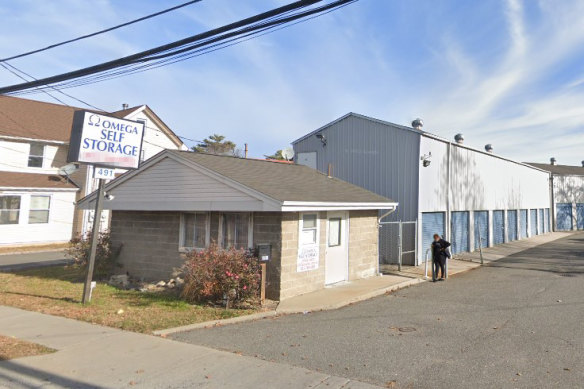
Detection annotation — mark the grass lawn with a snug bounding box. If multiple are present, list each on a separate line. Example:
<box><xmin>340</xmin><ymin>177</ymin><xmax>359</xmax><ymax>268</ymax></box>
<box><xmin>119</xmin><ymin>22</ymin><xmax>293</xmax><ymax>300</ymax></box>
<box><xmin>0</xmin><ymin>266</ymin><xmax>257</xmax><ymax>334</ymax></box>
<box><xmin>0</xmin><ymin>335</ymin><xmax>55</xmax><ymax>360</ymax></box>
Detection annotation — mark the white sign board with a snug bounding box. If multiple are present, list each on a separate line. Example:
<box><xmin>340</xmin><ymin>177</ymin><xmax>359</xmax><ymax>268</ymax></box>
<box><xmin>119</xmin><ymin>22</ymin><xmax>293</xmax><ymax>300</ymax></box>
<box><xmin>297</xmin><ymin>244</ymin><xmax>319</xmax><ymax>272</ymax></box>
<box><xmin>68</xmin><ymin>111</ymin><xmax>145</xmax><ymax>169</ymax></box>
<box><xmin>94</xmin><ymin>167</ymin><xmax>115</xmax><ymax>180</ymax></box>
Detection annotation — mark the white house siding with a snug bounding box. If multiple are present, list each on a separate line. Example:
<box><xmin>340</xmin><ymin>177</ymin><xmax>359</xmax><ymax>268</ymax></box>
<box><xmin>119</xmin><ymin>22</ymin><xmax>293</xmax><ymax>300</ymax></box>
<box><xmin>0</xmin><ymin>190</ymin><xmax>77</xmax><ymax>246</ymax></box>
<box><xmin>82</xmin><ymin>156</ymin><xmax>264</xmax><ymax>212</ymax></box>
<box><xmin>0</xmin><ymin>139</ymin><xmax>68</xmax><ymax>174</ymax></box>
<box><xmin>418</xmin><ymin>136</ymin><xmax>551</xmax><ymax>261</ymax></box>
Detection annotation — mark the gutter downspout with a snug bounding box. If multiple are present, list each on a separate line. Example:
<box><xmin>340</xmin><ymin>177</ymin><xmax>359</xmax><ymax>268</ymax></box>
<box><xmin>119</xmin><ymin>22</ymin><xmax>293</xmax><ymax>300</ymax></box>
<box><xmin>446</xmin><ymin>142</ymin><xmax>452</xmax><ymax>241</ymax></box>
<box><xmin>377</xmin><ymin>207</ymin><xmax>397</xmax><ymax>276</ymax></box>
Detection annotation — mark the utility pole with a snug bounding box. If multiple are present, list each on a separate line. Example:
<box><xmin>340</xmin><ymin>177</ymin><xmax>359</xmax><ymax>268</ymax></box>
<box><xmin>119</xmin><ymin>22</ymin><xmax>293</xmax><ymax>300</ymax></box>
<box><xmin>82</xmin><ymin>178</ymin><xmax>105</xmax><ymax>304</ymax></box>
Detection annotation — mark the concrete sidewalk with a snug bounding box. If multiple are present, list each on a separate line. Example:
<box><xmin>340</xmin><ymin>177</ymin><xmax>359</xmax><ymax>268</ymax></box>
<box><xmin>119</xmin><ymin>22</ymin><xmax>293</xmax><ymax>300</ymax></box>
<box><xmin>0</xmin><ymin>306</ymin><xmax>378</xmax><ymax>389</ymax></box>
<box><xmin>278</xmin><ymin>232</ymin><xmax>574</xmax><ymax>316</ymax></box>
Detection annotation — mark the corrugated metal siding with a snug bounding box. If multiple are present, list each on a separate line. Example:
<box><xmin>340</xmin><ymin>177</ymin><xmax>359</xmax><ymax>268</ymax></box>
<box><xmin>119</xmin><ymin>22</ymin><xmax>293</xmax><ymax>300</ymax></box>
<box><xmin>474</xmin><ymin>211</ymin><xmax>488</xmax><ymax>249</ymax></box>
<box><xmin>577</xmin><ymin>204</ymin><xmax>584</xmax><ymax>230</ymax></box>
<box><xmin>421</xmin><ymin>212</ymin><xmax>444</xmax><ymax>255</ymax></box>
<box><xmin>530</xmin><ymin>209</ymin><xmax>537</xmax><ymax>236</ymax></box>
<box><xmin>507</xmin><ymin>210</ymin><xmax>518</xmax><ymax>241</ymax></box>
<box><xmin>556</xmin><ymin>203</ymin><xmax>573</xmax><ymax>231</ymax></box>
<box><xmin>539</xmin><ymin>209</ymin><xmax>545</xmax><ymax>234</ymax></box>
<box><xmin>520</xmin><ymin>209</ymin><xmax>528</xmax><ymax>239</ymax></box>
<box><xmin>493</xmin><ymin>210</ymin><xmax>505</xmax><ymax>245</ymax></box>
<box><xmin>451</xmin><ymin>211</ymin><xmax>469</xmax><ymax>254</ymax></box>
<box><xmin>293</xmin><ymin>115</ymin><xmax>420</xmax><ymax>222</ymax></box>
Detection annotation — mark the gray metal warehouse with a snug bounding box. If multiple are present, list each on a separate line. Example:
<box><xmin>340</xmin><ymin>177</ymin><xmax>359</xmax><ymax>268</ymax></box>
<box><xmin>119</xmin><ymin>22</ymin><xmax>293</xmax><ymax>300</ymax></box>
<box><xmin>292</xmin><ymin>113</ymin><xmax>552</xmax><ymax>266</ymax></box>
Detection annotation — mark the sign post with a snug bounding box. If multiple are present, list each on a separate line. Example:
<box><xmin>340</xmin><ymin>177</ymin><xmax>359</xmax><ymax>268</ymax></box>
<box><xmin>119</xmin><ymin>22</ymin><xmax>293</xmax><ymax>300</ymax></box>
<box><xmin>68</xmin><ymin>111</ymin><xmax>145</xmax><ymax>304</ymax></box>
<box><xmin>82</xmin><ymin>178</ymin><xmax>105</xmax><ymax>304</ymax></box>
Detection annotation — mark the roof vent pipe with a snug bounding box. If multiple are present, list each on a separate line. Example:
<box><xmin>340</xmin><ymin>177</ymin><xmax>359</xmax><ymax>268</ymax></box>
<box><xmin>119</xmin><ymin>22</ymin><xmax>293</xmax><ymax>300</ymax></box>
<box><xmin>122</xmin><ymin>103</ymin><xmax>129</xmax><ymax>110</ymax></box>
<box><xmin>454</xmin><ymin>133</ymin><xmax>464</xmax><ymax>144</ymax></box>
<box><xmin>412</xmin><ymin>118</ymin><xmax>423</xmax><ymax>130</ymax></box>
<box><xmin>550</xmin><ymin>157</ymin><xmax>556</xmax><ymax>165</ymax></box>
<box><xmin>485</xmin><ymin>144</ymin><xmax>493</xmax><ymax>153</ymax></box>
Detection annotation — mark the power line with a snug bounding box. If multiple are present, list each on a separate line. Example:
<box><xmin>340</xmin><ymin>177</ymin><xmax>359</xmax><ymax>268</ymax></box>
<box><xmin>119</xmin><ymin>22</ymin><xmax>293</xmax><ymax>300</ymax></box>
<box><xmin>0</xmin><ymin>63</ymin><xmax>69</xmax><ymax>106</ymax></box>
<box><xmin>0</xmin><ymin>0</ymin><xmax>203</xmax><ymax>63</ymax></box>
<box><xmin>0</xmin><ymin>0</ymin><xmax>356</xmax><ymax>94</ymax></box>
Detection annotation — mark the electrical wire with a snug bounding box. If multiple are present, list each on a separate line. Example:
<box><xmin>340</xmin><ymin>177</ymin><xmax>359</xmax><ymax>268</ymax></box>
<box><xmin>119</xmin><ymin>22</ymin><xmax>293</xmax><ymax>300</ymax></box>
<box><xmin>0</xmin><ymin>0</ymin><xmax>203</xmax><ymax>63</ymax></box>
<box><xmin>0</xmin><ymin>0</ymin><xmax>356</xmax><ymax>94</ymax></box>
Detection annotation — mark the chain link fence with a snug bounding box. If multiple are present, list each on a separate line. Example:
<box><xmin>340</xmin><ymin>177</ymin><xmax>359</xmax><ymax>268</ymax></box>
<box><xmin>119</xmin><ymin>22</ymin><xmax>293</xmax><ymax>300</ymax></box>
<box><xmin>379</xmin><ymin>220</ymin><xmax>417</xmax><ymax>267</ymax></box>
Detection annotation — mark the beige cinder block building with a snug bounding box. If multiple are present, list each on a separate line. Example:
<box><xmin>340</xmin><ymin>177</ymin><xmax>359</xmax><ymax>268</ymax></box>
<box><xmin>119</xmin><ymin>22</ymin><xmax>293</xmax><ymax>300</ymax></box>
<box><xmin>78</xmin><ymin>150</ymin><xmax>397</xmax><ymax>301</ymax></box>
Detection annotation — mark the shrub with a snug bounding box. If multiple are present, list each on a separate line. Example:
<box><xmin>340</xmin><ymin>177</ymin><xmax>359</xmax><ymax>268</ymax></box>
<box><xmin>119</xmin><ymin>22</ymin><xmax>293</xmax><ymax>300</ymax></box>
<box><xmin>181</xmin><ymin>244</ymin><xmax>260</xmax><ymax>307</ymax></box>
<box><xmin>66</xmin><ymin>231</ymin><xmax>115</xmax><ymax>279</ymax></box>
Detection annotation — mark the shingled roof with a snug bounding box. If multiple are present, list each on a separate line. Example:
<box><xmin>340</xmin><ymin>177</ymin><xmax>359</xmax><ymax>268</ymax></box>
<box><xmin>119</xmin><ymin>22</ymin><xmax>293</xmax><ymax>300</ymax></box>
<box><xmin>0</xmin><ymin>171</ymin><xmax>78</xmax><ymax>190</ymax></box>
<box><xmin>173</xmin><ymin>151</ymin><xmax>393</xmax><ymax>203</ymax></box>
<box><xmin>526</xmin><ymin>163</ymin><xmax>584</xmax><ymax>176</ymax></box>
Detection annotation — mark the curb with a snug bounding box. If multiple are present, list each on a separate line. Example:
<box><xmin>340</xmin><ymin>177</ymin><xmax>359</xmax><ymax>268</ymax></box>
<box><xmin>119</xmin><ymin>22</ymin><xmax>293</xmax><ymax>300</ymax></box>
<box><xmin>153</xmin><ymin>310</ymin><xmax>278</xmax><ymax>336</ymax></box>
<box><xmin>275</xmin><ymin>277</ymin><xmax>425</xmax><ymax>315</ymax></box>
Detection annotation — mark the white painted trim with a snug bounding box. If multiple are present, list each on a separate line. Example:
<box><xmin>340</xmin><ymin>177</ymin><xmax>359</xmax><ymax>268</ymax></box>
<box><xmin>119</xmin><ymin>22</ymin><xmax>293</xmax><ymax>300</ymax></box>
<box><xmin>0</xmin><ymin>187</ymin><xmax>78</xmax><ymax>192</ymax></box>
<box><xmin>282</xmin><ymin>202</ymin><xmax>397</xmax><ymax>212</ymax></box>
<box><xmin>0</xmin><ymin>134</ymin><xmax>69</xmax><ymax>145</ymax></box>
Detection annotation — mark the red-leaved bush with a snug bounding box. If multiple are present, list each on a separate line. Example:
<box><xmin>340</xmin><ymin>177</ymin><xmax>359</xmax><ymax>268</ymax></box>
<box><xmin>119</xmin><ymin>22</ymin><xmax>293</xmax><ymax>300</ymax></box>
<box><xmin>181</xmin><ymin>244</ymin><xmax>260</xmax><ymax>307</ymax></box>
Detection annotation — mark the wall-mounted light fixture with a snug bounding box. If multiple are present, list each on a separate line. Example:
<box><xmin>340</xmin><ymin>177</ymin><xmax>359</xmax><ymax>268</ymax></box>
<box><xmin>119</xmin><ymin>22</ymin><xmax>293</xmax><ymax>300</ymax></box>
<box><xmin>315</xmin><ymin>133</ymin><xmax>327</xmax><ymax>146</ymax></box>
<box><xmin>420</xmin><ymin>152</ymin><xmax>432</xmax><ymax>167</ymax></box>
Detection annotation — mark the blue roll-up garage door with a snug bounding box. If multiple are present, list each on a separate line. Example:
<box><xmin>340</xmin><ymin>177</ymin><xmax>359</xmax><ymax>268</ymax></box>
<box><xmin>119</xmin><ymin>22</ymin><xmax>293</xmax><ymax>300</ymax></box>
<box><xmin>539</xmin><ymin>209</ymin><xmax>545</xmax><ymax>234</ymax></box>
<box><xmin>577</xmin><ymin>204</ymin><xmax>584</xmax><ymax>230</ymax></box>
<box><xmin>421</xmin><ymin>212</ymin><xmax>445</xmax><ymax>262</ymax></box>
<box><xmin>530</xmin><ymin>209</ymin><xmax>537</xmax><ymax>236</ymax></box>
<box><xmin>493</xmin><ymin>210</ymin><xmax>505</xmax><ymax>245</ymax></box>
<box><xmin>451</xmin><ymin>211</ymin><xmax>469</xmax><ymax>254</ymax></box>
<box><xmin>545</xmin><ymin>208</ymin><xmax>551</xmax><ymax>232</ymax></box>
<box><xmin>556</xmin><ymin>204</ymin><xmax>573</xmax><ymax>231</ymax></box>
<box><xmin>474</xmin><ymin>211</ymin><xmax>488</xmax><ymax>249</ymax></box>
<box><xmin>520</xmin><ymin>209</ymin><xmax>528</xmax><ymax>239</ymax></box>
<box><xmin>507</xmin><ymin>210</ymin><xmax>518</xmax><ymax>241</ymax></box>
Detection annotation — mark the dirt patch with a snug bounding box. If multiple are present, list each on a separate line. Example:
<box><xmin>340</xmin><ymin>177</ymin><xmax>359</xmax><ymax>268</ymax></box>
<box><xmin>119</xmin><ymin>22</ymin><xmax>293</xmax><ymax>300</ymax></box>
<box><xmin>0</xmin><ymin>335</ymin><xmax>55</xmax><ymax>360</ymax></box>
<box><xmin>0</xmin><ymin>243</ymin><xmax>68</xmax><ymax>255</ymax></box>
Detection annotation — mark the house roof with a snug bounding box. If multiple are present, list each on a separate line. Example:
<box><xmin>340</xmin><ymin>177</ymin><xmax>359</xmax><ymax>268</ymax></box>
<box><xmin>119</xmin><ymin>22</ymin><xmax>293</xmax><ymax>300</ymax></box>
<box><xmin>77</xmin><ymin>150</ymin><xmax>397</xmax><ymax>212</ymax></box>
<box><xmin>173</xmin><ymin>151</ymin><xmax>393</xmax><ymax>204</ymax></box>
<box><xmin>0</xmin><ymin>171</ymin><xmax>78</xmax><ymax>190</ymax></box>
<box><xmin>0</xmin><ymin>96</ymin><xmax>184</xmax><ymax>148</ymax></box>
<box><xmin>526</xmin><ymin>163</ymin><xmax>584</xmax><ymax>176</ymax></box>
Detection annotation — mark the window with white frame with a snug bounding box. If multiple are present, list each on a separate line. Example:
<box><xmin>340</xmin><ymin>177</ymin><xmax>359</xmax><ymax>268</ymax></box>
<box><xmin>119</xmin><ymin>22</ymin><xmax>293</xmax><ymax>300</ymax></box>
<box><xmin>28</xmin><ymin>143</ymin><xmax>45</xmax><ymax>168</ymax></box>
<box><xmin>222</xmin><ymin>213</ymin><xmax>251</xmax><ymax>249</ymax></box>
<box><xmin>301</xmin><ymin>213</ymin><xmax>318</xmax><ymax>245</ymax></box>
<box><xmin>28</xmin><ymin>195</ymin><xmax>51</xmax><ymax>224</ymax></box>
<box><xmin>0</xmin><ymin>195</ymin><xmax>21</xmax><ymax>224</ymax></box>
<box><xmin>180</xmin><ymin>212</ymin><xmax>209</xmax><ymax>250</ymax></box>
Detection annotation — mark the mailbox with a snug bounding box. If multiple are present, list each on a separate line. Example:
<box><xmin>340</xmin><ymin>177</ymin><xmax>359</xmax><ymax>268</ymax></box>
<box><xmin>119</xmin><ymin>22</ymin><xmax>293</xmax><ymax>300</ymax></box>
<box><xmin>256</xmin><ymin>244</ymin><xmax>271</xmax><ymax>262</ymax></box>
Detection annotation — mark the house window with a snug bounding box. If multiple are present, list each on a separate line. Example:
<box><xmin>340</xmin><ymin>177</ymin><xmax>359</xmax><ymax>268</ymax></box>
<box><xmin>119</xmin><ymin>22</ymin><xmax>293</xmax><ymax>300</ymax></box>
<box><xmin>301</xmin><ymin>214</ymin><xmax>318</xmax><ymax>245</ymax></box>
<box><xmin>28</xmin><ymin>195</ymin><xmax>50</xmax><ymax>224</ymax></box>
<box><xmin>180</xmin><ymin>213</ymin><xmax>209</xmax><ymax>250</ymax></box>
<box><xmin>28</xmin><ymin>143</ymin><xmax>44</xmax><ymax>168</ymax></box>
<box><xmin>0</xmin><ymin>196</ymin><xmax>21</xmax><ymax>224</ymax></box>
<box><xmin>222</xmin><ymin>213</ymin><xmax>251</xmax><ymax>249</ymax></box>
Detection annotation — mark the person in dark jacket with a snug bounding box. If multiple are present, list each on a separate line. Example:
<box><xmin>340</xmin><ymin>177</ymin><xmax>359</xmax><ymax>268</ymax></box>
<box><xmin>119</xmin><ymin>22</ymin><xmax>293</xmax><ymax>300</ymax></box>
<box><xmin>431</xmin><ymin>234</ymin><xmax>451</xmax><ymax>281</ymax></box>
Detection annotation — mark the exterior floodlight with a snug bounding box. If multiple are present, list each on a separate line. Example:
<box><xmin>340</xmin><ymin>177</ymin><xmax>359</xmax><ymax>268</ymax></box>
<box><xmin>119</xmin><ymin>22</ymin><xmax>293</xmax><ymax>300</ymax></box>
<box><xmin>315</xmin><ymin>133</ymin><xmax>327</xmax><ymax>146</ymax></box>
<box><xmin>104</xmin><ymin>192</ymin><xmax>115</xmax><ymax>201</ymax></box>
<box><xmin>420</xmin><ymin>152</ymin><xmax>432</xmax><ymax>167</ymax></box>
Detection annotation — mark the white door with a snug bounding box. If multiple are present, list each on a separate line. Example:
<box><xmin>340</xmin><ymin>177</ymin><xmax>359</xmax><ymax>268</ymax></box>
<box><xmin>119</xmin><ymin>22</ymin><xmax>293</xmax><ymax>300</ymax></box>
<box><xmin>325</xmin><ymin>211</ymin><xmax>349</xmax><ymax>285</ymax></box>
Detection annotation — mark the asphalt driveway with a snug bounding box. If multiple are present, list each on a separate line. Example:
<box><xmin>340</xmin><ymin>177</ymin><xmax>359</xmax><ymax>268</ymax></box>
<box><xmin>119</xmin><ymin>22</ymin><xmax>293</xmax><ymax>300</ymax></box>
<box><xmin>171</xmin><ymin>233</ymin><xmax>584</xmax><ymax>388</ymax></box>
<box><xmin>0</xmin><ymin>250</ymin><xmax>70</xmax><ymax>272</ymax></box>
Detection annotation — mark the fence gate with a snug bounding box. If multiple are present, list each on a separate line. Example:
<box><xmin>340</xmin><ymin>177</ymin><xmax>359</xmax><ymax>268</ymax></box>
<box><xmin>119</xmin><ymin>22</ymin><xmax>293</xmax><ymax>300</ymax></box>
<box><xmin>379</xmin><ymin>220</ymin><xmax>417</xmax><ymax>269</ymax></box>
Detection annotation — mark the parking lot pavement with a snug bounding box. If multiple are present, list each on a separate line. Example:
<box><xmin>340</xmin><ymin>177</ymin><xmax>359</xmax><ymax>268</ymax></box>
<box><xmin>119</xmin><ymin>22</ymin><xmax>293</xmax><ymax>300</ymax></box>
<box><xmin>0</xmin><ymin>250</ymin><xmax>71</xmax><ymax>271</ymax></box>
<box><xmin>171</xmin><ymin>232</ymin><xmax>584</xmax><ymax>389</ymax></box>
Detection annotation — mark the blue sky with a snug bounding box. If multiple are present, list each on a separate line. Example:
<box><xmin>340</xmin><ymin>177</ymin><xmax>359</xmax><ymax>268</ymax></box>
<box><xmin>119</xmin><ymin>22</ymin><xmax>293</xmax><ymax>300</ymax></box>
<box><xmin>0</xmin><ymin>0</ymin><xmax>583</xmax><ymax>164</ymax></box>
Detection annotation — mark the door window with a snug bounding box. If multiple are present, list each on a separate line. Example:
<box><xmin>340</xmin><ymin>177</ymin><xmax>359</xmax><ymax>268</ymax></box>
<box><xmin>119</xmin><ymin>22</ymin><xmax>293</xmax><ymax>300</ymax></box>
<box><xmin>328</xmin><ymin>218</ymin><xmax>341</xmax><ymax>247</ymax></box>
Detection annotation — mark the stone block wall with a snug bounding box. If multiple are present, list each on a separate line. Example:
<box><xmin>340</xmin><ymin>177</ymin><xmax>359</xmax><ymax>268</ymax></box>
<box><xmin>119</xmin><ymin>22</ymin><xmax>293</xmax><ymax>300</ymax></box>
<box><xmin>252</xmin><ymin>212</ymin><xmax>282</xmax><ymax>301</ymax></box>
<box><xmin>110</xmin><ymin>211</ymin><xmax>184</xmax><ymax>281</ymax></box>
<box><xmin>278</xmin><ymin>211</ymin><xmax>327</xmax><ymax>301</ymax></box>
<box><xmin>348</xmin><ymin>210</ymin><xmax>378</xmax><ymax>280</ymax></box>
